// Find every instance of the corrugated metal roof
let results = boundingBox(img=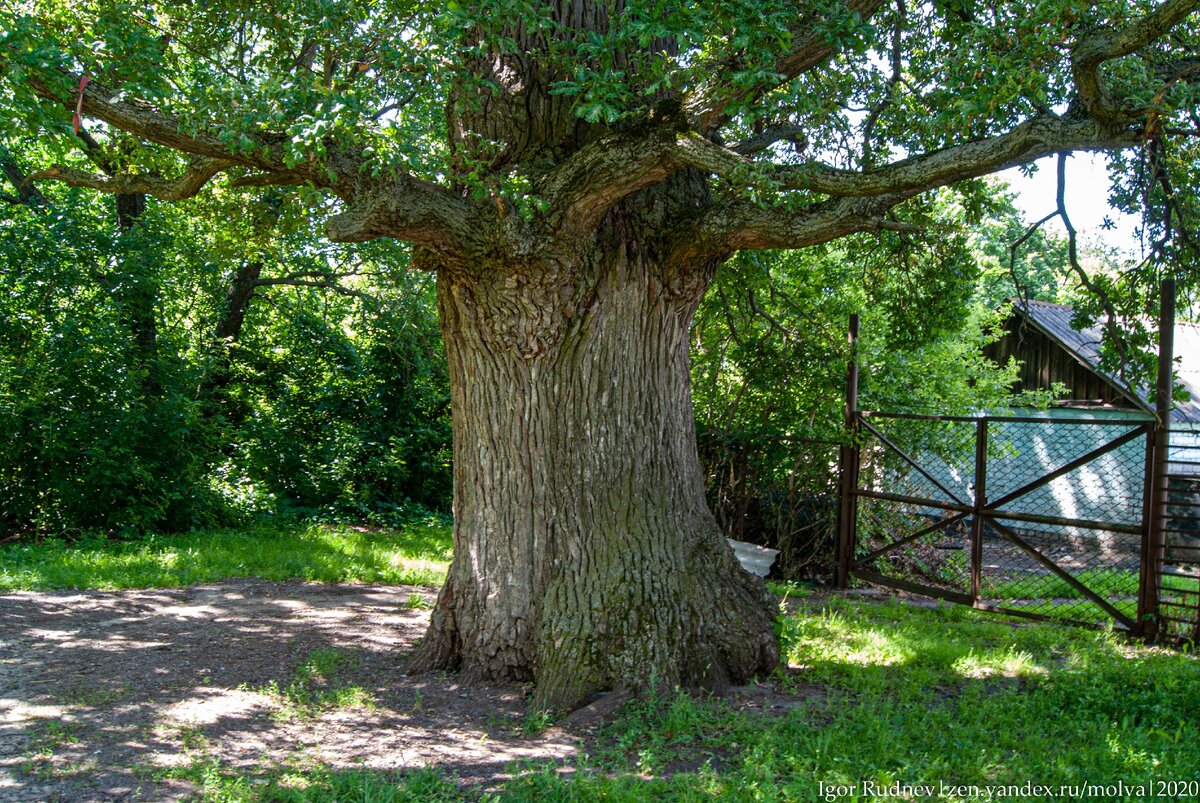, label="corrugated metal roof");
[1014,299,1200,424]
